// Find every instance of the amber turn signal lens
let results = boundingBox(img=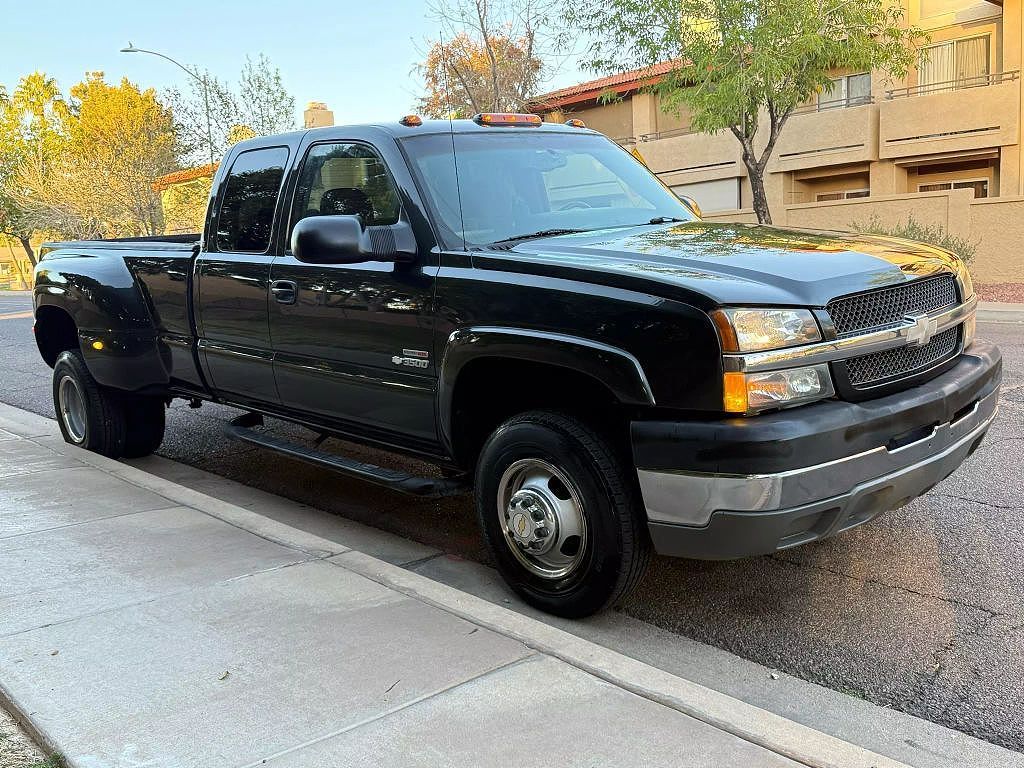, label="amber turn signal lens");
[473,113,543,126]
[722,372,748,413]
[710,309,740,353]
